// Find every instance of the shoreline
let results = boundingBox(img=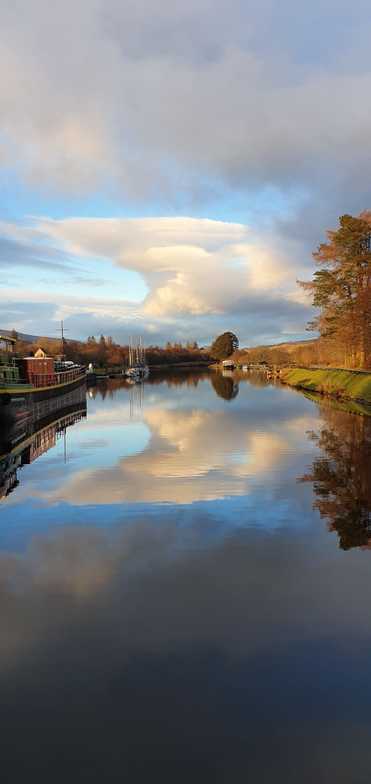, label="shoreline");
[149,361,211,370]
